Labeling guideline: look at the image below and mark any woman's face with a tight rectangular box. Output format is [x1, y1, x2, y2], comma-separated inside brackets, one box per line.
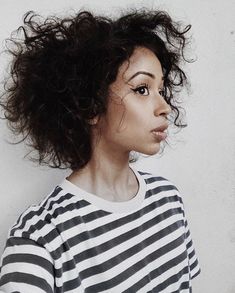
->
[95, 46, 172, 156]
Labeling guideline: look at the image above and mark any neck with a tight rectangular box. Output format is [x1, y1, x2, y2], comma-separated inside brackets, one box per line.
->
[67, 148, 138, 202]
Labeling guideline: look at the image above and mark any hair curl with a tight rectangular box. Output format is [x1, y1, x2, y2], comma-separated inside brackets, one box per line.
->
[0, 8, 192, 171]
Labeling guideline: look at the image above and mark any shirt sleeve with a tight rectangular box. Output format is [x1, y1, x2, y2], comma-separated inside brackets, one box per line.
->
[184, 217, 201, 279]
[179, 194, 201, 280]
[0, 236, 54, 293]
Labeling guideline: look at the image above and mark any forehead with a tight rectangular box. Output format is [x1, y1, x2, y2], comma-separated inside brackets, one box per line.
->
[117, 46, 163, 82]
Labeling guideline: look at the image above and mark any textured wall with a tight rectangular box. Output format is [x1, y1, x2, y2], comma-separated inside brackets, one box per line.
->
[0, 1, 234, 292]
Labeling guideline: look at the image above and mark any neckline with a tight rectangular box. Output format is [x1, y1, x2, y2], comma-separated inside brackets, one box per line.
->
[58, 164, 147, 214]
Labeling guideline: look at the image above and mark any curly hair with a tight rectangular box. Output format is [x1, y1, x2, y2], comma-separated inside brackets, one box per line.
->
[0, 8, 192, 171]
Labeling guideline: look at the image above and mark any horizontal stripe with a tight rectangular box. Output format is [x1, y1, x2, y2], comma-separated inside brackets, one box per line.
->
[0, 272, 53, 293]
[2, 253, 53, 276]
[5, 236, 42, 248]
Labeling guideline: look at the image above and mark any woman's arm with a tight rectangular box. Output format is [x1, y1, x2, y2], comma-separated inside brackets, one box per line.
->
[0, 236, 54, 293]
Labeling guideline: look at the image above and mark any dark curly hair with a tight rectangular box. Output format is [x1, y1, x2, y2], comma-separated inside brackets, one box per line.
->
[0, 8, 192, 171]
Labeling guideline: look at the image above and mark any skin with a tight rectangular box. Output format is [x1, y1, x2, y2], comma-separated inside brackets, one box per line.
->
[67, 46, 171, 202]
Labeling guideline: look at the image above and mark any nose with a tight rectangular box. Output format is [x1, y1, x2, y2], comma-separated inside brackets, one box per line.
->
[154, 94, 172, 117]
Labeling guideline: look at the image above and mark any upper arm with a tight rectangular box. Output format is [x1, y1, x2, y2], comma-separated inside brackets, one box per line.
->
[0, 237, 54, 293]
[176, 190, 201, 280]
[184, 217, 201, 279]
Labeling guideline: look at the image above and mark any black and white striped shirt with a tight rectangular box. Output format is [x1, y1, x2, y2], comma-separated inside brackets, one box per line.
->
[0, 166, 200, 292]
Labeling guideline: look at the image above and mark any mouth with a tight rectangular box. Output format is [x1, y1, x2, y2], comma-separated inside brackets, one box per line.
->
[151, 124, 168, 141]
[152, 131, 167, 141]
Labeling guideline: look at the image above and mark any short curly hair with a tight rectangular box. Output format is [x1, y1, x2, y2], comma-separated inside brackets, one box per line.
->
[0, 8, 192, 171]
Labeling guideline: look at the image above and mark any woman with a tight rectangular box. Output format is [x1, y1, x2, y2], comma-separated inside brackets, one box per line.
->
[0, 8, 200, 292]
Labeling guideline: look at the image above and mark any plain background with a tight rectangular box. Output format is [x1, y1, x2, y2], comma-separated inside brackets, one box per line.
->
[0, 0, 234, 292]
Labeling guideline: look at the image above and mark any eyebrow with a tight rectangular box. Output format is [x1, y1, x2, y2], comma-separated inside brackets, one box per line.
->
[127, 71, 163, 82]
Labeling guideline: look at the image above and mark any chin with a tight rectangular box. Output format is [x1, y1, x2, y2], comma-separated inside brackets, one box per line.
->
[137, 144, 161, 156]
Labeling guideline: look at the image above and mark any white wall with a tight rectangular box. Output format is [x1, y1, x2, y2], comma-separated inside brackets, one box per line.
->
[0, 0, 234, 292]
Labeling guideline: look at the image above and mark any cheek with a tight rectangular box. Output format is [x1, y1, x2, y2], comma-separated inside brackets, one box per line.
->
[104, 95, 152, 139]
[101, 99, 127, 135]
[123, 102, 152, 133]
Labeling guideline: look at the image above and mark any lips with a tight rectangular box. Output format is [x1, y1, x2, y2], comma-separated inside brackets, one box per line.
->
[151, 124, 168, 133]
[151, 123, 169, 141]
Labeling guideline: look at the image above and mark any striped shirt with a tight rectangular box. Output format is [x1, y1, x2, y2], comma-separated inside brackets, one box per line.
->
[0, 165, 200, 292]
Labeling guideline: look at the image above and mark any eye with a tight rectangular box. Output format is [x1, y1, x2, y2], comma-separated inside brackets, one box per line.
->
[159, 89, 166, 97]
[132, 83, 149, 96]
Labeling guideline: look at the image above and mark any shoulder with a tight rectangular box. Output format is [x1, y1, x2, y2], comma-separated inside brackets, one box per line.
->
[7, 184, 68, 244]
[137, 169, 181, 194]
[137, 169, 178, 187]
[136, 168, 184, 208]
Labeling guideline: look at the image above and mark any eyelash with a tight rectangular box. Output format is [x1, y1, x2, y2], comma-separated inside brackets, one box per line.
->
[132, 83, 165, 97]
[159, 89, 165, 97]
[132, 83, 149, 96]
